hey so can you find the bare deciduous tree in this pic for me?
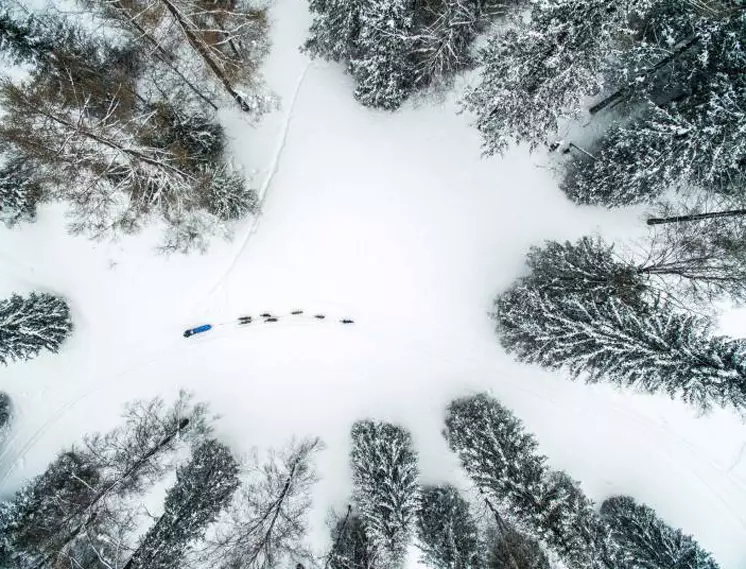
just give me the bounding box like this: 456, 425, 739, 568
198, 437, 323, 569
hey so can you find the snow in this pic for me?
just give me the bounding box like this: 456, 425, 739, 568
1, 0, 746, 566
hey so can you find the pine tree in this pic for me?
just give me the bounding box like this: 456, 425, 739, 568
0, 449, 102, 567
0, 392, 210, 568
0, 391, 11, 433
495, 284, 746, 412
124, 439, 240, 569
417, 484, 484, 569
349, 0, 416, 110
485, 523, 549, 569
329, 509, 378, 569
600, 496, 720, 569
0, 152, 43, 227
350, 420, 420, 569
443, 394, 621, 569
519, 237, 648, 307
0, 292, 72, 365
463, 0, 648, 155
203, 437, 322, 569
561, 10, 746, 206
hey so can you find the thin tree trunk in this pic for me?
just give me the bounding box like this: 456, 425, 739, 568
106, 0, 219, 111
324, 504, 352, 569
158, 0, 254, 113
34, 419, 191, 569
647, 208, 746, 225
589, 35, 700, 115
483, 497, 521, 569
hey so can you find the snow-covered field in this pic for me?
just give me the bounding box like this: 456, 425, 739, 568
1, 0, 746, 565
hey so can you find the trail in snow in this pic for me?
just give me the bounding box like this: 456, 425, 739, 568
0, 308, 356, 485
197, 62, 314, 314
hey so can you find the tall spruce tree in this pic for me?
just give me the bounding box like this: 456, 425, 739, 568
518, 237, 648, 307
485, 523, 549, 569
304, 0, 510, 108
124, 438, 239, 569
328, 508, 378, 569
463, 0, 648, 155
0, 150, 43, 227
600, 496, 720, 569
0, 391, 11, 433
443, 394, 621, 569
350, 420, 420, 569
561, 10, 746, 206
417, 484, 484, 569
495, 283, 746, 412
0, 449, 101, 568
0, 292, 72, 365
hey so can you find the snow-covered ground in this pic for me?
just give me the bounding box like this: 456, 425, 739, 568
1, 0, 746, 565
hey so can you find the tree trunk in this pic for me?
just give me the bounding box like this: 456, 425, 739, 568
647, 208, 746, 225
483, 496, 521, 569
325, 504, 352, 569
158, 0, 255, 113
36, 419, 191, 569
589, 35, 700, 115
107, 0, 219, 111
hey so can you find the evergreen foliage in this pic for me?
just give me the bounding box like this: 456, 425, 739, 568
561, 9, 746, 206
0, 449, 101, 567
0, 391, 11, 433
304, 0, 512, 109
417, 484, 484, 569
350, 420, 420, 569
443, 394, 621, 569
600, 496, 720, 569
125, 439, 240, 569
0, 292, 72, 365
519, 237, 647, 307
0, 152, 42, 227
495, 283, 746, 412
463, 0, 648, 154
329, 509, 377, 569
485, 524, 549, 569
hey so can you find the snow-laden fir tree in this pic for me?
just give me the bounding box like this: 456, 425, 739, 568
351, 0, 415, 109
0, 449, 101, 567
600, 496, 720, 569
0, 391, 11, 433
328, 508, 378, 569
443, 394, 622, 569
350, 420, 420, 569
0, 392, 210, 569
305, 0, 509, 108
561, 10, 746, 206
201, 437, 322, 569
0, 152, 41, 227
0, 292, 72, 365
495, 284, 746, 412
519, 237, 648, 307
124, 439, 239, 569
417, 484, 484, 569
463, 0, 649, 155
485, 521, 548, 569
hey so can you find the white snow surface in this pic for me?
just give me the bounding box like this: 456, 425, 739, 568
2, 0, 746, 566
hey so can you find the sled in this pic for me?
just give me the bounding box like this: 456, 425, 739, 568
183, 324, 213, 338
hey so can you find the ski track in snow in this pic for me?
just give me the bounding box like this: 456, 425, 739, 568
196, 62, 313, 315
